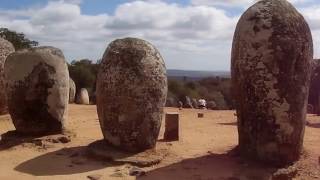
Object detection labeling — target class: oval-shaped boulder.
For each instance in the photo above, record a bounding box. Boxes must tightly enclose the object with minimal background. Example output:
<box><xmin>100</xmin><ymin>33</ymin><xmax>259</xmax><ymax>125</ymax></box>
<box><xmin>69</xmin><ymin>78</ymin><xmax>76</xmax><ymax>103</ymax></box>
<box><xmin>0</xmin><ymin>38</ymin><xmax>14</xmax><ymax>114</ymax></box>
<box><xmin>231</xmin><ymin>0</ymin><xmax>313</xmax><ymax>166</ymax></box>
<box><xmin>5</xmin><ymin>46</ymin><xmax>69</xmax><ymax>135</ymax></box>
<box><xmin>96</xmin><ymin>37</ymin><xmax>167</xmax><ymax>152</ymax></box>
<box><xmin>76</xmin><ymin>88</ymin><xmax>89</xmax><ymax>105</ymax></box>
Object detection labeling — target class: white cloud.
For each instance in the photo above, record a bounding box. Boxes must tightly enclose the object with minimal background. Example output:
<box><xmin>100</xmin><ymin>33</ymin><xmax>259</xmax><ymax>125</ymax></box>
<box><xmin>0</xmin><ymin>0</ymin><xmax>238</xmax><ymax>70</ymax></box>
<box><xmin>0</xmin><ymin>0</ymin><xmax>319</xmax><ymax>70</ymax></box>
<box><xmin>191</xmin><ymin>0</ymin><xmax>314</xmax><ymax>7</ymax></box>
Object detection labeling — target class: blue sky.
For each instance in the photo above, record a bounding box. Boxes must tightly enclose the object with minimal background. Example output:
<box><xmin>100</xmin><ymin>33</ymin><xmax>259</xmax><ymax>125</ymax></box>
<box><xmin>1</xmin><ymin>0</ymin><xmax>191</xmax><ymax>14</ymax></box>
<box><xmin>0</xmin><ymin>0</ymin><xmax>319</xmax><ymax>70</ymax></box>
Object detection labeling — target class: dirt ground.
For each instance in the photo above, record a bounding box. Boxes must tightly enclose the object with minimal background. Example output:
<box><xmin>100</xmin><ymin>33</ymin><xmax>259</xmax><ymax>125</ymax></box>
<box><xmin>0</xmin><ymin>104</ymin><xmax>319</xmax><ymax>180</ymax></box>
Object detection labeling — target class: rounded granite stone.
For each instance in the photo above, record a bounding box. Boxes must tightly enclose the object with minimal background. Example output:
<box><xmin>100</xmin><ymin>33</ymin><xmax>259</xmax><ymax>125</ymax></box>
<box><xmin>76</xmin><ymin>88</ymin><xmax>89</xmax><ymax>105</ymax></box>
<box><xmin>96</xmin><ymin>37</ymin><xmax>167</xmax><ymax>152</ymax></box>
<box><xmin>0</xmin><ymin>38</ymin><xmax>15</xmax><ymax>114</ymax></box>
<box><xmin>69</xmin><ymin>78</ymin><xmax>76</xmax><ymax>103</ymax></box>
<box><xmin>231</xmin><ymin>0</ymin><xmax>313</xmax><ymax>166</ymax></box>
<box><xmin>5</xmin><ymin>46</ymin><xmax>69</xmax><ymax>135</ymax></box>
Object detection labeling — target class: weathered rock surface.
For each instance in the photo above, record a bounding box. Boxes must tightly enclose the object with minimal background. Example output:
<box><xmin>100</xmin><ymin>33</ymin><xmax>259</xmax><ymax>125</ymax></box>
<box><xmin>231</xmin><ymin>0</ymin><xmax>312</xmax><ymax>166</ymax></box>
<box><xmin>5</xmin><ymin>46</ymin><xmax>69</xmax><ymax>135</ymax></box>
<box><xmin>87</xmin><ymin>140</ymin><xmax>168</xmax><ymax>167</ymax></box>
<box><xmin>192</xmin><ymin>98</ymin><xmax>198</xmax><ymax>109</ymax></box>
<box><xmin>96</xmin><ymin>37</ymin><xmax>167</xmax><ymax>152</ymax></box>
<box><xmin>76</xmin><ymin>88</ymin><xmax>89</xmax><ymax>105</ymax></box>
<box><xmin>308</xmin><ymin>59</ymin><xmax>320</xmax><ymax>114</ymax></box>
<box><xmin>69</xmin><ymin>78</ymin><xmax>76</xmax><ymax>103</ymax></box>
<box><xmin>164</xmin><ymin>112</ymin><xmax>179</xmax><ymax>141</ymax></box>
<box><xmin>0</xmin><ymin>38</ymin><xmax>14</xmax><ymax>114</ymax></box>
<box><xmin>183</xmin><ymin>96</ymin><xmax>193</xmax><ymax>108</ymax></box>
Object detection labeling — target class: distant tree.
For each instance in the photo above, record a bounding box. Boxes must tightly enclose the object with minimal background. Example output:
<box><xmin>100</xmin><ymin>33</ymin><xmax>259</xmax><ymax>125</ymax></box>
<box><xmin>68</xmin><ymin>59</ymin><xmax>97</xmax><ymax>94</ymax></box>
<box><xmin>0</xmin><ymin>28</ymin><xmax>38</xmax><ymax>50</ymax></box>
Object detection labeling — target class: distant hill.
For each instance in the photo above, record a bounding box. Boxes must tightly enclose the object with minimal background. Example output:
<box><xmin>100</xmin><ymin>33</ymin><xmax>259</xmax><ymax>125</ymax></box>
<box><xmin>167</xmin><ymin>69</ymin><xmax>230</xmax><ymax>81</ymax></box>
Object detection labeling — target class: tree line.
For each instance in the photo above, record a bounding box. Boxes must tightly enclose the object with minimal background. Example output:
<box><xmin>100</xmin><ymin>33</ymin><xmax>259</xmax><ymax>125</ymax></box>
<box><xmin>2</xmin><ymin>27</ymin><xmax>319</xmax><ymax>111</ymax></box>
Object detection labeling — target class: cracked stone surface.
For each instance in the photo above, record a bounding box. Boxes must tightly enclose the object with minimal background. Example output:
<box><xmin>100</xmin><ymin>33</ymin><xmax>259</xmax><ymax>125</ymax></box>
<box><xmin>5</xmin><ymin>46</ymin><xmax>69</xmax><ymax>135</ymax></box>
<box><xmin>96</xmin><ymin>37</ymin><xmax>167</xmax><ymax>152</ymax></box>
<box><xmin>0</xmin><ymin>38</ymin><xmax>14</xmax><ymax>114</ymax></box>
<box><xmin>231</xmin><ymin>0</ymin><xmax>313</xmax><ymax>166</ymax></box>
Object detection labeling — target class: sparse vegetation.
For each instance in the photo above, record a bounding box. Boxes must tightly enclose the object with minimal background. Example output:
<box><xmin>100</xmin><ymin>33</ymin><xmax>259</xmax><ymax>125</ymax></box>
<box><xmin>68</xmin><ymin>59</ymin><xmax>100</xmax><ymax>97</ymax></box>
<box><xmin>0</xmin><ymin>28</ymin><xmax>38</xmax><ymax>50</ymax></box>
<box><xmin>68</xmin><ymin>59</ymin><xmax>234</xmax><ymax>109</ymax></box>
<box><xmin>167</xmin><ymin>77</ymin><xmax>233</xmax><ymax>110</ymax></box>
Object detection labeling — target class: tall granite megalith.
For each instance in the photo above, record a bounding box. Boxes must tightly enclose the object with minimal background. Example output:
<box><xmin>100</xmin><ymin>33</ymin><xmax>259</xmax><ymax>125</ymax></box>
<box><xmin>231</xmin><ymin>0</ymin><xmax>313</xmax><ymax>166</ymax></box>
<box><xmin>5</xmin><ymin>47</ymin><xmax>69</xmax><ymax>135</ymax></box>
<box><xmin>69</xmin><ymin>78</ymin><xmax>76</xmax><ymax>103</ymax></box>
<box><xmin>0</xmin><ymin>38</ymin><xmax>14</xmax><ymax>114</ymax></box>
<box><xmin>96</xmin><ymin>37</ymin><xmax>167</xmax><ymax>152</ymax></box>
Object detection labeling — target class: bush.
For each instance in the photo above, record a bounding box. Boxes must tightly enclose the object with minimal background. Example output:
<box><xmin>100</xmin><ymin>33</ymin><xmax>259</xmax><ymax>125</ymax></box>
<box><xmin>68</xmin><ymin>59</ymin><xmax>99</xmax><ymax>96</ymax></box>
<box><xmin>167</xmin><ymin>77</ymin><xmax>232</xmax><ymax>110</ymax></box>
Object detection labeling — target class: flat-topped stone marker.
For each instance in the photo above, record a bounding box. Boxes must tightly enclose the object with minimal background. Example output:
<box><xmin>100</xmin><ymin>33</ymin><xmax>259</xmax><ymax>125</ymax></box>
<box><xmin>164</xmin><ymin>112</ymin><xmax>179</xmax><ymax>141</ymax></box>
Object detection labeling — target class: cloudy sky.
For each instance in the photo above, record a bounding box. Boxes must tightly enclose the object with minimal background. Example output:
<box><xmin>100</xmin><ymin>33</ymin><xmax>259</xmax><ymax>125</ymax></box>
<box><xmin>0</xmin><ymin>0</ymin><xmax>319</xmax><ymax>71</ymax></box>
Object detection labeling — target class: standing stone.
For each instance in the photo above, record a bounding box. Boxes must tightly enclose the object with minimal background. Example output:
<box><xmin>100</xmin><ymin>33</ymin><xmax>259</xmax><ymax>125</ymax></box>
<box><xmin>178</xmin><ymin>101</ymin><xmax>183</xmax><ymax>110</ymax></box>
<box><xmin>192</xmin><ymin>98</ymin><xmax>198</xmax><ymax>109</ymax></box>
<box><xmin>0</xmin><ymin>38</ymin><xmax>14</xmax><ymax>114</ymax></box>
<box><xmin>5</xmin><ymin>46</ymin><xmax>69</xmax><ymax>135</ymax></box>
<box><xmin>308</xmin><ymin>59</ymin><xmax>320</xmax><ymax>114</ymax></box>
<box><xmin>164</xmin><ymin>112</ymin><xmax>179</xmax><ymax>141</ymax></box>
<box><xmin>76</xmin><ymin>88</ymin><xmax>89</xmax><ymax>105</ymax></box>
<box><xmin>69</xmin><ymin>78</ymin><xmax>76</xmax><ymax>103</ymax></box>
<box><xmin>183</xmin><ymin>96</ymin><xmax>193</xmax><ymax>108</ymax></box>
<box><xmin>307</xmin><ymin>104</ymin><xmax>314</xmax><ymax>114</ymax></box>
<box><xmin>96</xmin><ymin>37</ymin><xmax>167</xmax><ymax>152</ymax></box>
<box><xmin>207</xmin><ymin>101</ymin><xmax>217</xmax><ymax>110</ymax></box>
<box><xmin>165</xmin><ymin>97</ymin><xmax>178</xmax><ymax>107</ymax></box>
<box><xmin>197</xmin><ymin>113</ymin><xmax>204</xmax><ymax>118</ymax></box>
<box><xmin>231</xmin><ymin>0</ymin><xmax>312</xmax><ymax>166</ymax></box>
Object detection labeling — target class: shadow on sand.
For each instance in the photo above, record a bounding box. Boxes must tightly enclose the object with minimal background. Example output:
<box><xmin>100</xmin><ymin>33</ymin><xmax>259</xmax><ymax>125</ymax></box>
<box><xmin>306</xmin><ymin>122</ymin><xmax>320</xmax><ymax>128</ymax></box>
<box><xmin>0</xmin><ymin>130</ymin><xmax>46</xmax><ymax>150</ymax></box>
<box><xmin>14</xmin><ymin>146</ymin><xmax>108</xmax><ymax>176</ymax></box>
<box><xmin>14</xmin><ymin>140</ymin><xmax>165</xmax><ymax>176</ymax></box>
<box><xmin>218</xmin><ymin>122</ymin><xmax>237</xmax><ymax>126</ymax></box>
<box><xmin>137</xmin><ymin>149</ymin><xmax>277</xmax><ymax>180</ymax></box>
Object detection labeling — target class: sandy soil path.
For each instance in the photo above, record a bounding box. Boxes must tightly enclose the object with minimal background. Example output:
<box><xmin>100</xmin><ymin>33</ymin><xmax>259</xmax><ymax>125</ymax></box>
<box><xmin>0</xmin><ymin>105</ymin><xmax>319</xmax><ymax>180</ymax></box>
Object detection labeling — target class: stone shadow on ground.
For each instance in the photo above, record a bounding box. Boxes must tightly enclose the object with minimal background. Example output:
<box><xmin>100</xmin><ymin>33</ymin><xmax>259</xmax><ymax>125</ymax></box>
<box><xmin>15</xmin><ymin>140</ymin><xmax>168</xmax><ymax>176</ymax></box>
<box><xmin>137</xmin><ymin>149</ymin><xmax>281</xmax><ymax>180</ymax></box>
<box><xmin>0</xmin><ymin>130</ymin><xmax>73</xmax><ymax>150</ymax></box>
<box><xmin>15</xmin><ymin>146</ymin><xmax>108</xmax><ymax>176</ymax></box>
<box><xmin>0</xmin><ymin>130</ymin><xmax>49</xmax><ymax>150</ymax></box>
<box><xmin>218</xmin><ymin>122</ymin><xmax>237</xmax><ymax>126</ymax></box>
<box><xmin>306</xmin><ymin>122</ymin><xmax>320</xmax><ymax>128</ymax></box>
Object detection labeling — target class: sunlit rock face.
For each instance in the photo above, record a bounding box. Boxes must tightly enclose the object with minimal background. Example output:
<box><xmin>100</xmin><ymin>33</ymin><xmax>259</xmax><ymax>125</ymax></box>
<box><xmin>69</xmin><ymin>78</ymin><xmax>76</xmax><ymax>103</ymax></box>
<box><xmin>0</xmin><ymin>38</ymin><xmax>15</xmax><ymax>114</ymax></box>
<box><xmin>96</xmin><ymin>37</ymin><xmax>167</xmax><ymax>152</ymax></box>
<box><xmin>231</xmin><ymin>0</ymin><xmax>313</xmax><ymax>166</ymax></box>
<box><xmin>5</xmin><ymin>46</ymin><xmax>69</xmax><ymax>135</ymax></box>
<box><xmin>76</xmin><ymin>88</ymin><xmax>89</xmax><ymax>105</ymax></box>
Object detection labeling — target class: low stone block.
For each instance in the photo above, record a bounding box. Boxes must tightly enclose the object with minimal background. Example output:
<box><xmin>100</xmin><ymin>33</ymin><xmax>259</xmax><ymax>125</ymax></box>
<box><xmin>164</xmin><ymin>112</ymin><xmax>179</xmax><ymax>141</ymax></box>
